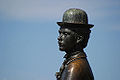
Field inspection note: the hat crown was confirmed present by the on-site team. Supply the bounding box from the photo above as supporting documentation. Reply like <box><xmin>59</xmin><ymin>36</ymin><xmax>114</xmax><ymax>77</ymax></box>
<box><xmin>63</xmin><ymin>8</ymin><xmax>88</xmax><ymax>24</ymax></box>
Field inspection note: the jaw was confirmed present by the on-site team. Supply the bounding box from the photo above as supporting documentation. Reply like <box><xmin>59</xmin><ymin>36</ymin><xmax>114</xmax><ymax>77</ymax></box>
<box><xmin>59</xmin><ymin>46</ymin><xmax>65</xmax><ymax>51</ymax></box>
<box><xmin>59</xmin><ymin>46</ymin><xmax>74</xmax><ymax>52</ymax></box>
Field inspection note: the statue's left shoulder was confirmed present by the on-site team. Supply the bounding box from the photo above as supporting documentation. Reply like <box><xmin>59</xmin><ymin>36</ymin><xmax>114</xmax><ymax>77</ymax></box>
<box><xmin>65</xmin><ymin>57</ymin><xmax>94</xmax><ymax>80</ymax></box>
<box><xmin>67</xmin><ymin>57</ymin><xmax>87</xmax><ymax>73</ymax></box>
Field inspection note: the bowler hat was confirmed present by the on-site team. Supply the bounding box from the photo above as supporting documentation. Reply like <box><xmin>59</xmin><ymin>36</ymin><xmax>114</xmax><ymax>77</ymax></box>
<box><xmin>57</xmin><ymin>8</ymin><xmax>94</xmax><ymax>28</ymax></box>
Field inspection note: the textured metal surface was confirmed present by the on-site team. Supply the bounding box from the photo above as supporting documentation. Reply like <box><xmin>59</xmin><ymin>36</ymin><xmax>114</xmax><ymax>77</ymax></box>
<box><xmin>56</xmin><ymin>52</ymin><xmax>94</xmax><ymax>80</ymax></box>
<box><xmin>56</xmin><ymin>8</ymin><xmax>94</xmax><ymax>80</ymax></box>
<box><xmin>57</xmin><ymin>8</ymin><xmax>94</xmax><ymax>28</ymax></box>
<box><xmin>63</xmin><ymin>8</ymin><xmax>88</xmax><ymax>24</ymax></box>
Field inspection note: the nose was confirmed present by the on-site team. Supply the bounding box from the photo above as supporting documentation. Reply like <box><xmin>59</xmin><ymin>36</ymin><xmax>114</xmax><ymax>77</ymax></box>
<box><xmin>58</xmin><ymin>34</ymin><xmax>63</xmax><ymax>41</ymax></box>
<box><xmin>58</xmin><ymin>35</ymin><xmax>61</xmax><ymax>41</ymax></box>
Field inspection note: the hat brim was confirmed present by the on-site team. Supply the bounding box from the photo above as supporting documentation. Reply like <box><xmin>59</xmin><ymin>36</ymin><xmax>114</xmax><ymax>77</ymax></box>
<box><xmin>57</xmin><ymin>22</ymin><xmax>94</xmax><ymax>28</ymax></box>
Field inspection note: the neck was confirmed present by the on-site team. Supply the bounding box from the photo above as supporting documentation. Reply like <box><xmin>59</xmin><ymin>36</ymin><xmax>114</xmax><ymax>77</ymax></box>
<box><xmin>65</xmin><ymin>46</ymin><xmax>84</xmax><ymax>54</ymax></box>
<box><xmin>64</xmin><ymin>47</ymin><xmax>84</xmax><ymax>59</ymax></box>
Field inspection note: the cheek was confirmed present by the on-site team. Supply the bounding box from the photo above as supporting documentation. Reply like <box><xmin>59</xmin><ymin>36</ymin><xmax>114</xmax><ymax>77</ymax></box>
<box><xmin>64</xmin><ymin>36</ymin><xmax>76</xmax><ymax>45</ymax></box>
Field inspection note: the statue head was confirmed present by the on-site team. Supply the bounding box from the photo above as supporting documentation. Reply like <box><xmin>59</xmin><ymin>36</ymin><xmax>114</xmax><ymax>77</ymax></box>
<box><xmin>57</xmin><ymin>8</ymin><xmax>94</xmax><ymax>52</ymax></box>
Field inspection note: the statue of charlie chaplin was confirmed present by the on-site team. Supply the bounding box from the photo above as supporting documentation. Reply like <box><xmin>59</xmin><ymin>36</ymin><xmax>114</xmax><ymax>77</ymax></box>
<box><xmin>55</xmin><ymin>8</ymin><xmax>94</xmax><ymax>80</ymax></box>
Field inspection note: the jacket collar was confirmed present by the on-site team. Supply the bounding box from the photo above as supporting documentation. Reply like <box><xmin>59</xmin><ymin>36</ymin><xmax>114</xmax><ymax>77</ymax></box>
<box><xmin>64</xmin><ymin>51</ymin><xmax>87</xmax><ymax>59</ymax></box>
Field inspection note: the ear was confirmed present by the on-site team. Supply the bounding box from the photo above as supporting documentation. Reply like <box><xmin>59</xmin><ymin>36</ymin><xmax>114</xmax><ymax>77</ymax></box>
<box><xmin>76</xmin><ymin>36</ymin><xmax>84</xmax><ymax>43</ymax></box>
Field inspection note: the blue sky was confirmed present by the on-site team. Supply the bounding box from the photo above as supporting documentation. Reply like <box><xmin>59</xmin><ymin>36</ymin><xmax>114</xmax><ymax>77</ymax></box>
<box><xmin>0</xmin><ymin>0</ymin><xmax>120</xmax><ymax>80</ymax></box>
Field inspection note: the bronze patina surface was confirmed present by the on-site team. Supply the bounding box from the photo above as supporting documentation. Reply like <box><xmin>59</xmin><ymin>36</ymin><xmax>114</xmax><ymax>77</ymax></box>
<box><xmin>56</xmin><ymin>8</ymin><xmax>94</xmax><ymax>80</ymax></box>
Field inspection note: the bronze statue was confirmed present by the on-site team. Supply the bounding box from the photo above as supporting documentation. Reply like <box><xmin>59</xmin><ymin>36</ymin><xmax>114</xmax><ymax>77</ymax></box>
<box><xmin>55</xmin><ymin>8</ymin><xmax>94</xmax><ymax>80</ymax></box>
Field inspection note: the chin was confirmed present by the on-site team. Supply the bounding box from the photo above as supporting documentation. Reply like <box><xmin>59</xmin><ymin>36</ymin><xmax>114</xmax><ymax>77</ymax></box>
<box><xmin>59</xmin><ymin>47</ymin><xmax>65</xmax><ymax>51</ymax></box>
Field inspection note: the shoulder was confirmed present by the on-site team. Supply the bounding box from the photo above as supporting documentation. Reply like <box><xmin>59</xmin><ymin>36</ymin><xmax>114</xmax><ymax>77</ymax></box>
<box><xmin>61</xmin><ymin>58</ymin><xmax>88</xmax><ymax>80</ymax></box>
<box><xmin>67</xmin><ymin>58</ymin><xmax>88</xmax><ymax>74</ymax></box>
<box><xmin>65</xmin><ymin>58</ymin><xmax>94</xmax><ymax>80</ymax></box>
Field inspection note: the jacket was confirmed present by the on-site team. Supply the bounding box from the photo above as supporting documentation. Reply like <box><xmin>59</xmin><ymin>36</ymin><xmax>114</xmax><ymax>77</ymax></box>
<box><xmin>56</xmin><ymin>51</ymin><xmax>94</xmax><ymax>80</ymax></box>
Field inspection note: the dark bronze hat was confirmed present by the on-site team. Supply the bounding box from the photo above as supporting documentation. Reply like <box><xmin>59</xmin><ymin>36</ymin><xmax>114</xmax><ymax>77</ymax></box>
<box><xmin>57</xmin><ymin>8</ymin><xmax>94</xmax><ymax>28</ymax></box>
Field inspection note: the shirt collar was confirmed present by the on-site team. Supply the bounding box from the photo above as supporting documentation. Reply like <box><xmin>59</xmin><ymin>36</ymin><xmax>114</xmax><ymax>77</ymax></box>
<box><xmin>63</xmin><ymin>51</ymin><xmax>87</xmax><ymax>59</ymax></box>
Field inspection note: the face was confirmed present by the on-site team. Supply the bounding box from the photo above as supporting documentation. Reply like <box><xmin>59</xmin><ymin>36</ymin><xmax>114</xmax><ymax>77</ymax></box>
<box><xmin>58</xmin><ymin>28</ymin><xmax>77</xmax><ymax>51</ymax></box>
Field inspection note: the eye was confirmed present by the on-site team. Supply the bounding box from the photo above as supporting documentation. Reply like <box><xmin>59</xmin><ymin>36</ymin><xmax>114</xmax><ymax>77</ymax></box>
<box><xmin>64</xmin><ymin>32</ymin><xmax>70</xmax><ymax>36</ymax></box>
<box><xmin>64</xmin><ymin>32</ymin><xmax>68</xmax><ymax>35</ymax></box>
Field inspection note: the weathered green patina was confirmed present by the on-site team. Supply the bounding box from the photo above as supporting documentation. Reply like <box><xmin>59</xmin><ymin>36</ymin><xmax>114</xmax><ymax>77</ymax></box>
<box><xmin>57</xmin><ymin>8</ymin><xmax>94</xmax><ymax>28</ymax></box>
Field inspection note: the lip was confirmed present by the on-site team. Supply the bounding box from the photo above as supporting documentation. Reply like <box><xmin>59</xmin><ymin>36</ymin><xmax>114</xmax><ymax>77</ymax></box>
<box><xmin>58</xmin><ymin>41</ymin><xmax>64</xmax><ymax>47</ymax></box>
